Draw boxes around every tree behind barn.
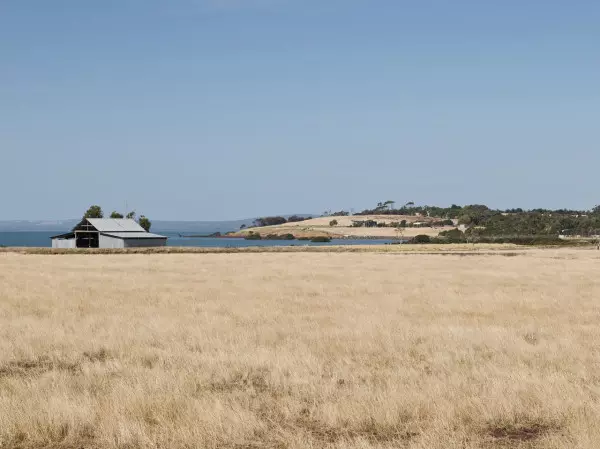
[138,216,152,232]
[84,206,151,231]
[83,205,103,219]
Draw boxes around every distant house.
[51,218,167,249]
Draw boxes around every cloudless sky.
[2,0,599,220]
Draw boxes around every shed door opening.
[76,232,99,248]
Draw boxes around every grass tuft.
[485,415,564,446]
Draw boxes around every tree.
[329,219,338,227]
[110,211,124,219]
[395,226,404,240]
[83,205,103,219]
[465,228,481,245]
[126,211,136,220]
[458,215,473,225]
[138,215,151,232]
[240,224,247,230]
[374,202,388,212]
[287,215,306,223]
[254,216,287,227]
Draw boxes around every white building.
[51,218,167,249]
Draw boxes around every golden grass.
[1,248,600,448]
[324,226,452,238]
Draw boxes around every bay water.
[0,232,396,248]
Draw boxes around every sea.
[0,231,397,248]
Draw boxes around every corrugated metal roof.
[100,232,167,239]
[87,219,146,232]
[50,232,75,239]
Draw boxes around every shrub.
[439,228,466,243]
[310,236,332,243]
[329,219,338,227]
[265,233,295,240]
[504,236,570,246]
[412,234,431,244]
[244,232,262,240]
[297,237,311,241]
[428,237,448,244]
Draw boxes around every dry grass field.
[1,248,600,448]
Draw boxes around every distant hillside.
[0,219,255,234]
[0,220,80,232]
[154,215,314,234]
[231,214,455,239]
[152,219,255,234]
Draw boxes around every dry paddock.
[1,248,600,448]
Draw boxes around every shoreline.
[0,243,526,255]
[180,234,400,241]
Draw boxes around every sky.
[1,0,599,220]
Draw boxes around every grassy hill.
[231,215,456,239]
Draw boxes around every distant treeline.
[359,202,600,237]
[243,215,312,229]
[248,212,352,229]
[248,202,600,238]
[350,219,454,228]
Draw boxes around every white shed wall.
[99,234,125,249]
[52,238,76,249]
[123,238,167,248]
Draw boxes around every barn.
[51,218,167,249]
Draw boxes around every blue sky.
[2,0,599,220]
